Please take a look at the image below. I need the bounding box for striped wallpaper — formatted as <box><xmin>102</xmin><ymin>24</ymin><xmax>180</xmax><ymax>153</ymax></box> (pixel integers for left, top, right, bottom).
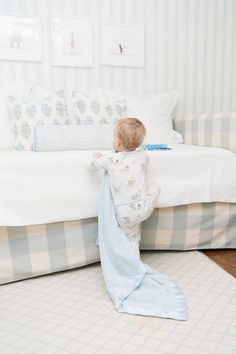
<box><xmin>0</xmin><ymin>0</ymin><xmax>235</xmax><ymax>118</ymax></box>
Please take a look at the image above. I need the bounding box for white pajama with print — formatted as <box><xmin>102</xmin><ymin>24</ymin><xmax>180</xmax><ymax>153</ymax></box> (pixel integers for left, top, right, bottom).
<box><xmin>89</xmin><ymin>149</ymin><xmax>160</xmax><ymax>249</ymax></box>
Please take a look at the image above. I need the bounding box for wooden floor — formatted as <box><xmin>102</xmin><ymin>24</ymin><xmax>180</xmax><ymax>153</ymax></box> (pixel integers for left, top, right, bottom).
<box><xmin>201</xmin><ymin>249</ymin><xmax>236</xmax><ymax>277</ymax></box>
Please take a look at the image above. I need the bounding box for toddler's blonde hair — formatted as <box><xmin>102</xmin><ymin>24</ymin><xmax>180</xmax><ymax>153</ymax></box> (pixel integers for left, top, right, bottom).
<box><xmin>115</xmin><ymin>117</ymin><xmax>146</xmax><ymax>150</ymax></box>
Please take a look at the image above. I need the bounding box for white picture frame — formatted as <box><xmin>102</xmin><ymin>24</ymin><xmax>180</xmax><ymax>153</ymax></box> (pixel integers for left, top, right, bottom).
<box><xmin>0</xmin><ymin>14</ymin><xmax>43</xmax><ymax>62</ymax></box>
<box><xmin>51</xmin><ymin>17</ymin><xmax>93</xmax><ymax>67</ymax></box>
<box><xmin>101</xmin><ymin>24</ymin><xmax>144</xmax><ymax>67</ymax></box>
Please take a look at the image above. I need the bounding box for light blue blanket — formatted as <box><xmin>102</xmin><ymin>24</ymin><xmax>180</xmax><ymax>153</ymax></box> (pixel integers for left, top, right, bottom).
<box><xmin>98</xmin><ymin>172</ymin><xmax>188</xmax><ymax>320</ymax></box>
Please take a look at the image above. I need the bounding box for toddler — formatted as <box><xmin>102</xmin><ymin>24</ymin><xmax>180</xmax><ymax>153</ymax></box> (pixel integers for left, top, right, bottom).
<box><xmin>89</xmin><ymin>118</ymin><xmax>160</xmax><ymax>248</ymax></box>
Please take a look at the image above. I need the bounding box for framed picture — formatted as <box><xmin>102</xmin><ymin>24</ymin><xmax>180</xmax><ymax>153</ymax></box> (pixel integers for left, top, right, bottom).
<box><xmin>51</xmin><ymin>17</ymin><xmax>93</xmax><ymax>67</ymax></box>
<box><xmin>101</xmin><ymin>24</ymin><xmax>144</xmax><ymax>67</ymax></box>
<box><xmin>0</xmin><ymin>14</ymin><xmax>43</xmax><ymax>62</ymax></box>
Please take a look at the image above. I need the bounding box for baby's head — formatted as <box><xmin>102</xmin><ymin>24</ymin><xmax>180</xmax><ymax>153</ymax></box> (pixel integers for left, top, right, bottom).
<box><xmin>113</xmin><ymin>117</ymin><xmax>146</xmax><ymax>152</ymax></box>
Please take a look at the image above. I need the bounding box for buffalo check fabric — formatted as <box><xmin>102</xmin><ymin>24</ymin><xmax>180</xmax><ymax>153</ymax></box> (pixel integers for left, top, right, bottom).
<box><xmin>173</xmin><ymin>111</ymin><xmax>236</xmax><ymax>154</ymax></box>
<box><xmin>0</xmin><ymin>202</ymin><xmax>235</xmax><ymax>285</ymax></box>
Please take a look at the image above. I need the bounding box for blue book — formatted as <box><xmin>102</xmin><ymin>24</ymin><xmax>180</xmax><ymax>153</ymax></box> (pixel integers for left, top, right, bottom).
<box><xmin>142</xmin><ymin>144</ymin><xmax>172</xmax><ymax>151</ymax></box>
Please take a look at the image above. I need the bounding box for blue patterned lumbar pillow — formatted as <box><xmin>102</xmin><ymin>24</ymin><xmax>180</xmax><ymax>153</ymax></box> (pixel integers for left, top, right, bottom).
<box><xmin>34</xmin><ymin>124</ymin><xmax>113</xmax><ymax>151</ymax></box>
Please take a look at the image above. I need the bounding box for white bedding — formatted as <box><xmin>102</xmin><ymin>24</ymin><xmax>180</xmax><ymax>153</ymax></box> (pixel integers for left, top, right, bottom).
<box><xmin>0</xmin><ymin>144</ymin><xmax>236</xmax><ymax>226</ymax></box>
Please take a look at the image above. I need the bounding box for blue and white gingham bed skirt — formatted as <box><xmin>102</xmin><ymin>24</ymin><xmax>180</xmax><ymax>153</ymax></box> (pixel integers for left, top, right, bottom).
<box><xmin>0</xmin><ymin>202</ymin><xmax>235</xmax><ymax>285</ymax></box>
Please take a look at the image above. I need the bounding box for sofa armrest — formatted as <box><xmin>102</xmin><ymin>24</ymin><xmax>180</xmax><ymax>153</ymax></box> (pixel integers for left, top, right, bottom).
<box><xmin>173</xmin><ymin>112</ymin><xmax>236</xmax><ymax>154</ymax></box>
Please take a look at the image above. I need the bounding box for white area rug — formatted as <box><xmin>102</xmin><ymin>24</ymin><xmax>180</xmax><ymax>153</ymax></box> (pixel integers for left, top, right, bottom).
<box><xmin>0</xmin><ymin>251</ymin><xmax>236</xmax><ymax>354</ymax></box>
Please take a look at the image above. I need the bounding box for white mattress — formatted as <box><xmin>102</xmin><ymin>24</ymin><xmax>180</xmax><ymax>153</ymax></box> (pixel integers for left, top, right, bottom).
<box><xmin>0</xmin><ymin>144</ymin><xmax>236</xmax><ymax>226</ymax></box>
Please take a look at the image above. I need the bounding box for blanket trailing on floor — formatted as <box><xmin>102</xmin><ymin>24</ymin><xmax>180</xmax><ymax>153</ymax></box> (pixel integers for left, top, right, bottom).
<box><xmin>98</xmin><ymin>172</ymin><xmax>188</xmax><ymax>320</ymax></box>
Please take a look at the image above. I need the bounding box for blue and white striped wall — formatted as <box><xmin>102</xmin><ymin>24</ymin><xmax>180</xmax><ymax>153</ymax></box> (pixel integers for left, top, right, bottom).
<box><xmin>0</xmin><ymin>0</ymin><xmax>235</xmax><ymax>118</ymax></box>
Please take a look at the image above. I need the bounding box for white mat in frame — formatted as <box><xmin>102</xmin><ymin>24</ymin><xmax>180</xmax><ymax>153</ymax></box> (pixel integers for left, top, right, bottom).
<box><xmin>0</xmin><ymin>251</ymin><xmax>235</xmax><ymax>354</ymax></box>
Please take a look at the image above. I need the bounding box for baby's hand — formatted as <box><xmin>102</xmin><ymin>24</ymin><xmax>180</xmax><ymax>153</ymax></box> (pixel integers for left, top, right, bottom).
<box><xmin>93</xmin><ymin>151</ymin><xmax>103</xmax><ymax>158</ymax></box>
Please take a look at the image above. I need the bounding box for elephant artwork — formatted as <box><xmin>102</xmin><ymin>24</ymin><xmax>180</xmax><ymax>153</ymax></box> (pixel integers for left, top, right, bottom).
<box><xmin>9</xmin><ymin>34</ymin><xmax>24</xmax><ymax>48</ymax></box>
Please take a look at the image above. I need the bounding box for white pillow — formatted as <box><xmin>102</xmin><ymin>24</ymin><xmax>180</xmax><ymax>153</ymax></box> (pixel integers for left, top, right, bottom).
<box><xmin>0</xmin><ymin>130</ymin><xmax>12</xmax><ymax>150</ymax></box>
<box><xmin>0</xmin><ymin>91</ymin><xmax>13</xmax><ymax>150</ymax></box>
<box><xmin>34</xmin><ymin>124</ymin><xmax>113</xmax><ymax>152</ymax></box>
<box><xmin>126</xmin><ymin>91</ymin><xmax>183</xmax><ymax>144</ymax></box>
<box><xmin>87</xmin><ymin>88</ymin><xmax>183</xmax><ymax>144</ymax></box>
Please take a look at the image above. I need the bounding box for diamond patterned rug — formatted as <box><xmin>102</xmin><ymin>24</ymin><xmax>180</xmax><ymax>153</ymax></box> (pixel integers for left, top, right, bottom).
<box><xmin>0</xmin><ymin>251</ymin><xmax>235</xmax><ymax>354</ymax></box>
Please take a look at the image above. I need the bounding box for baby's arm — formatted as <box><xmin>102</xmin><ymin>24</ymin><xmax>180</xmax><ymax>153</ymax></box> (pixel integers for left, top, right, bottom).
<box><xmin>88</xmin><ymin>151</ymin><xmax>109</xmax><ymax>171</ymax></box>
